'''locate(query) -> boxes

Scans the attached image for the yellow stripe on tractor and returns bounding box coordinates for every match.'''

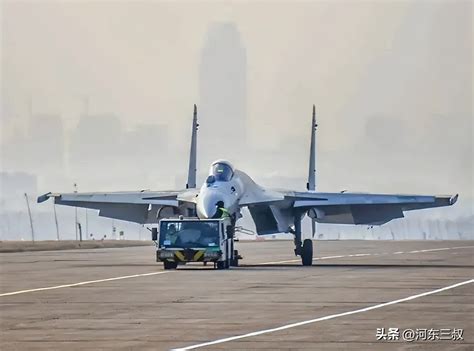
[193,250,205,261]
[174,251,186,262]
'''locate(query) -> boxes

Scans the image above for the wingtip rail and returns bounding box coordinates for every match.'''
[37,192,52,203]
[450,194,459,205]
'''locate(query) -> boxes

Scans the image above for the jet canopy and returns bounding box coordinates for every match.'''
[210,161,234,182]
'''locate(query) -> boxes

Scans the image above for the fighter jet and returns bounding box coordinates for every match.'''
[38,105,458,265]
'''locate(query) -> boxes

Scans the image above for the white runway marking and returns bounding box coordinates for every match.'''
[256,259,300,265]
[0,271,170,297]
[2,245,472,297]
[172,278,474,350]
[315,255,348,261]
[255,245,474,266]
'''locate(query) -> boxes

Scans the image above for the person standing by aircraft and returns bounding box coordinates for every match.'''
[216,201,230,219]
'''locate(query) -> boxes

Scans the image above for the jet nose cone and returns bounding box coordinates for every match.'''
[201,203,217,219]
[197,191,223,219]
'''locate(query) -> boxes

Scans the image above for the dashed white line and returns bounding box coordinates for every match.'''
[0,271,170,297]
[419,248,448,252]
[407,246,474,254]
[255,245,473,266]
[317,255,346,260]
[256,258,300,265]
[172,278,474,350]
[2,246,472,297]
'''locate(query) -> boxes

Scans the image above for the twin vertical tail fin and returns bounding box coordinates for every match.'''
[186,104,198,189]
[307,105,318,238]
[187,103,316,191]
[306,104,317,191]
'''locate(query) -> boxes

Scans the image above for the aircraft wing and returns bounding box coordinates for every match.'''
[242,190,458,234]
[289,191,458,225]
[37,190,194,224]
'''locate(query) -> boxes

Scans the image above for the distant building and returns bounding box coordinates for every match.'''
[68,114,173,188]
[2,114,64,173]
[199,22,247,161]
[0,172,37,210]
[1,125,28,172]
[27,114,64,171]
[122,123,170,181]
[124,123,168,164]
[69,113,123,172]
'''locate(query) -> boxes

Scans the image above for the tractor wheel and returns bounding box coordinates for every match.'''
[163,261,178,270]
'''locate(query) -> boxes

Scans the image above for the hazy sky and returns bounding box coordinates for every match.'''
[1,0,472,202]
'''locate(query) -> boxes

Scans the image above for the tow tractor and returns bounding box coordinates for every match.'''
[151,217,240,269]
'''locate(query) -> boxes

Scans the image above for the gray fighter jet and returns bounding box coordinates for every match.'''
[38,105,458,265]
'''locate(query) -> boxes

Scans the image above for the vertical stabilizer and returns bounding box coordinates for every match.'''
[306,105,317,191]
[186,104,198,189]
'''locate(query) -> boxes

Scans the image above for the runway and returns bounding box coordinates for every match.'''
[1,240,473,350]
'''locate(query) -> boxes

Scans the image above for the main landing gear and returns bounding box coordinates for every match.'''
[301,239,313,266]
[292,214,313,266]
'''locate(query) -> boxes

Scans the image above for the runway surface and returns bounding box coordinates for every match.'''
[1,240,473,350]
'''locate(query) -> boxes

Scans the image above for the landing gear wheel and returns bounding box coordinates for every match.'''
[301,239,313,266]
[230,250,239,267]
[163,261,178,270]
[216,261,227,270]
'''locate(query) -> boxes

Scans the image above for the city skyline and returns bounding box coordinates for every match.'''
[199,22,248,165]
[1,1,472,240]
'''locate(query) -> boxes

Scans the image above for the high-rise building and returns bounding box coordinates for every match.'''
[199,22,247,162]
[0,172,37,209]
[69,113,123,173]
[27,114,65,171]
